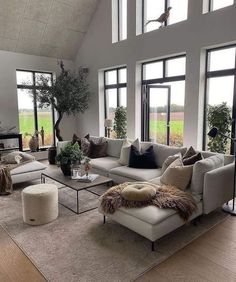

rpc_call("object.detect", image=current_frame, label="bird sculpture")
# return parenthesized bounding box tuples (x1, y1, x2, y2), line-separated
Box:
(146, 7, 172, 28)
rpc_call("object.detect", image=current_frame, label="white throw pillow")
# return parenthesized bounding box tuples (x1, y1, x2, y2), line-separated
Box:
(191, 154, 224, 195)
(160, 158, 193, 191)
(2, 152, 22, 164)
(119, 138, 141, 165)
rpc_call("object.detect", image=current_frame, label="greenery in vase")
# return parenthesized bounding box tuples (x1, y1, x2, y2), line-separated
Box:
(207, 102, 232, 153)
(56, 143, 84, 165)
(113, 106, 127, 139)
(35, 61, 91, 141)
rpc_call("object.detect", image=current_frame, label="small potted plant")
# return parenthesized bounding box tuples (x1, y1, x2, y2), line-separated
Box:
(24, 131, 39, 152)
(56, 143, 84, 176)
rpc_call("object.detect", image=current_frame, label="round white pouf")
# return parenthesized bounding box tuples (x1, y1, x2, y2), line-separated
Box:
(22, 184, 58, 226)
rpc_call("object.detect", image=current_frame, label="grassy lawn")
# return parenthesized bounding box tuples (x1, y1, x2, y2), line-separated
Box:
(150, 120, 184, 134)
(19, 111, 53, 134)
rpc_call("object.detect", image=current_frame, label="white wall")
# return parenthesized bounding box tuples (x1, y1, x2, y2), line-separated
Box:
(0, 50, 76, 141)
(75, 0, 236, 149)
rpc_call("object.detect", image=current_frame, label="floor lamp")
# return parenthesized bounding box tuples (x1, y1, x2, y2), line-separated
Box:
(208, 127, 236, 215)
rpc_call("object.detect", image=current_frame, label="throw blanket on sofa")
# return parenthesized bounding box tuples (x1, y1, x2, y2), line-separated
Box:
(0, 167, 12, 195)
(100, 182, 197, 221)
(0, 160, 32, 195)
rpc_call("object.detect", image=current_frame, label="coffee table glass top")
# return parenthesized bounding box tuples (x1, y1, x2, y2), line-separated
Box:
(41, 170, 113, 191)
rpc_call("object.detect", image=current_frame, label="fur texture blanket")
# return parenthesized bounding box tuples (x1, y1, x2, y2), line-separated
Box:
(100, 182, 198, 221)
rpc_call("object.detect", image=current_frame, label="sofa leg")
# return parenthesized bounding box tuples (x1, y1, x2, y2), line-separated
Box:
(151, 241, 155, 251)
(103, 215, 106, 224)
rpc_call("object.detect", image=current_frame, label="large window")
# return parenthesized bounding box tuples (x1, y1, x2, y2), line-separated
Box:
(142, 0, 188, 33)
(104, 67, 127, 120)
(203, 45, 236, 153)
(142, 55, 186, 146)
(16, 70, 54, 150)
(208, 0, 234, 12)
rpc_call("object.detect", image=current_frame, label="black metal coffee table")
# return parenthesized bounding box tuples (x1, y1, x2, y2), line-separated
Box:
(41, 170, 113, 214)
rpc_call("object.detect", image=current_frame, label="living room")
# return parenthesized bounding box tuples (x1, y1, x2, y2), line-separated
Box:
(0, 0, 236, 281)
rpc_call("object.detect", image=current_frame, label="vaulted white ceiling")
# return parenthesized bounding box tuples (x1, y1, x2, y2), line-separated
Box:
(0, 0, 99, 60)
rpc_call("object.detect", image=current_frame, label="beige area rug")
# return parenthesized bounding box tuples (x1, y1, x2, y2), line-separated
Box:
(0, 180, 229, 282)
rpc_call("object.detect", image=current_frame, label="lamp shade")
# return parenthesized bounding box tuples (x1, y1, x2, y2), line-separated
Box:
(104, 119, 113, 128)
(208, 127, 218, 138)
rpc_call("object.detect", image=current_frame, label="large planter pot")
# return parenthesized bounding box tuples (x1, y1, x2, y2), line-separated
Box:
(48, 147, 57, 165)
(60, 163, 71, 176)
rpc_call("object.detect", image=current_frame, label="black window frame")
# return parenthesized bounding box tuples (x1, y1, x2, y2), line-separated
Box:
(104, 66, 127, 119)
(141, 54, 186, 141)
(16, 69, 55, 151)
(203, 44, 236, 153)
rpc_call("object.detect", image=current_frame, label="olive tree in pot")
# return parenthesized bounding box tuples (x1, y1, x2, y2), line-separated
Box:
(36, 61, 91, 163)
(113, 106, 127, 139)
(207, 102, 232, 153)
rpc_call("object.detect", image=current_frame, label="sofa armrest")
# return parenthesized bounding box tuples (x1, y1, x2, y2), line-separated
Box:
(57, 141, 70, 155)
(203, 163, 234, 214)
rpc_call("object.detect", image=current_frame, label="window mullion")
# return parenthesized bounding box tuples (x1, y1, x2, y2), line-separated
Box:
(117, 70, 120, 107)
(32, 72, 38, 134)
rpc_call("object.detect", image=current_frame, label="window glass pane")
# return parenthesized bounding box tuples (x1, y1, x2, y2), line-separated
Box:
(105, 70, 117, 85)
(212, 0, 234, 11)
(143, 61, 163, 80)
(209, 48, 236, 71)
(106, 89, 117, 119)
(16, 71, 33, 85)
(36, 90, 54, 148)
(35, 73, 52, 86)
(17, 89, 35, 150)
(119, 87, 127, 107)
(147, 81, 185, 146)
(119, 68, 127, 83)
(144, 0, 165, 32)
(206, 76, 234, 153)
(166, 57, 186, 77)
(119, 0, 127, 40)
(168, 0, 188, 25)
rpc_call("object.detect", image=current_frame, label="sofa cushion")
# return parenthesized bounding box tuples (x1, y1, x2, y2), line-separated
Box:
(110, 166, 162, 181)
(119, 138, 140, 165)
(191, 154, 224, 195)
(161, 153, 181, 173)
(106, 138, 124, 158)
(153, 144, 187, 168)
(121, 183, 156, 201)
(2, 151, 35, 164)
(160, 158, 193, 191)
(128, 145, 157, 169)
(11, 161, 47, 176)
(183, 152, 203, 166)
(90, 157, 122, 172)
(89, 140, 108, 158)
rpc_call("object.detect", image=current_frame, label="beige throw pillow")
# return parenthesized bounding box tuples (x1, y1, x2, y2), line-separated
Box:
(161, 152, 182, 173)
(119, 138, 140, 165)
(160, 158, 193, 191)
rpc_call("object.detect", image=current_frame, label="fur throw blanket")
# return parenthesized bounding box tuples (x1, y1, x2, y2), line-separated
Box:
(100, 182, 198, 221)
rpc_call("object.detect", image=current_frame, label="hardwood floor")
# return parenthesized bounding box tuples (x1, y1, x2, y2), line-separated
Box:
(135, 216, 236, 282)
(0, 225, 47, 282)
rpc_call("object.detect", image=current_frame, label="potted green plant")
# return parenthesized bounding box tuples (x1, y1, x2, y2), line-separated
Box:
(113, 106, 127, 139)
(56, 143, 84, 176)
(207, 102, 232, 153)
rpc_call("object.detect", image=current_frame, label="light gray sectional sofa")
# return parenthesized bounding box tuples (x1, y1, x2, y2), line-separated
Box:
(57, 137, 235, 250)
(11, 161, 47, 185)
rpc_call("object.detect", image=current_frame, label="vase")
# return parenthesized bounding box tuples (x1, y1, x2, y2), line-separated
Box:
(60, 163, 71, 176)
(29, 136, 38, 152)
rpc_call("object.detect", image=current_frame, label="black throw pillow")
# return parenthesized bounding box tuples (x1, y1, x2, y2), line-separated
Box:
(182, 152, 203, 166)
(72, 134, 90, 146)
(128, 145, 157, 169)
